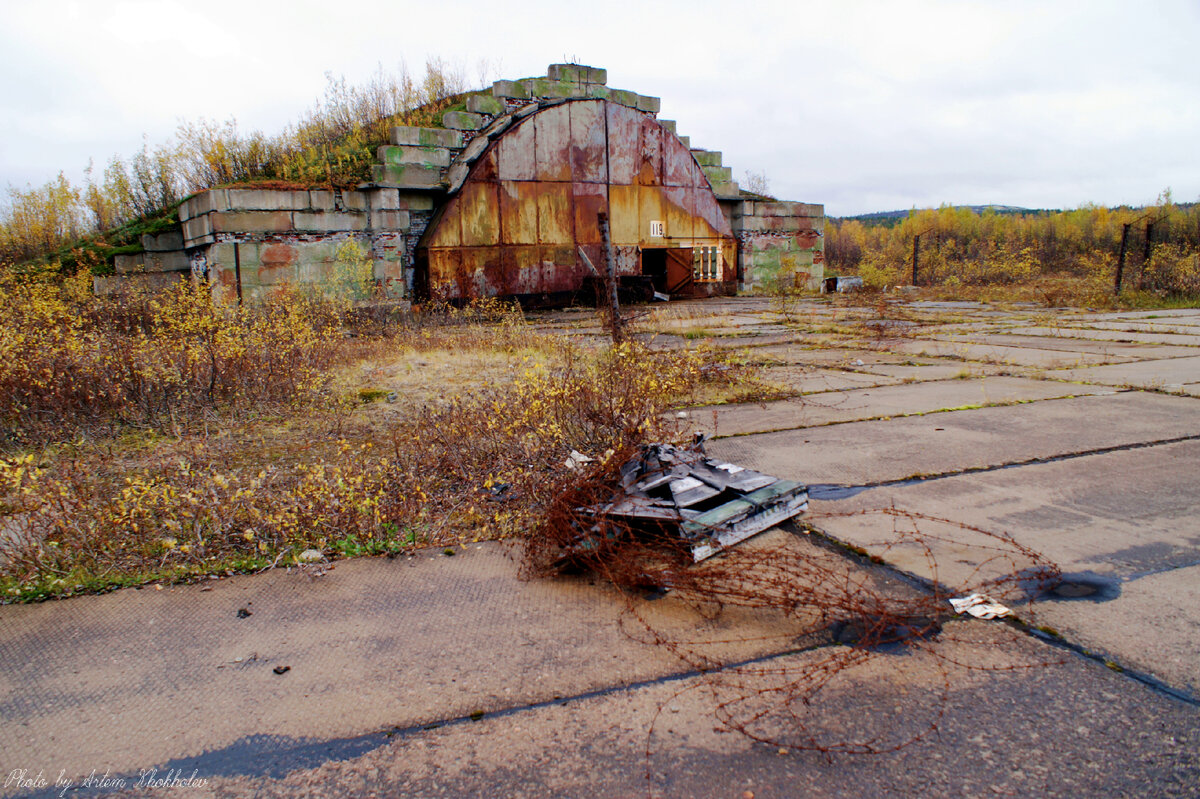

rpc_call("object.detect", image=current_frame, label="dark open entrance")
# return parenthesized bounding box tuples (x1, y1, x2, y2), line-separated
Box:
(640, 247, 694, 296)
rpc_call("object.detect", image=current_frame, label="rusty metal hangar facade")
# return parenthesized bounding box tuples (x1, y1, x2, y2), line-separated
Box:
(418, 98, 736, 301)
(105, 65, 824, 305)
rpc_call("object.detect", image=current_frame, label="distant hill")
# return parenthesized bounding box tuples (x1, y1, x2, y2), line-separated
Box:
(835, 201, 1197, 226)
(835, 205, 1046, 225)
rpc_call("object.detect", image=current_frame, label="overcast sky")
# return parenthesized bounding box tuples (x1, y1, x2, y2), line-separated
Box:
(1, 0, 1197, 217)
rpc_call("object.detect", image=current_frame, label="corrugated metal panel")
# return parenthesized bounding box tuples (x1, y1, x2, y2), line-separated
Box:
(418, 98, 736, 300)
(569, 100, 607, 184)
(605, 103, 638, 185)
(499, 181, 538, 245)
(459, 182, 499, 246)
(536, 182, 573, 245)
(572, 183, 608, 245)
(637, 118, 663, 186)
(497, 117, 536, 181)
(608, 184, 640, 243)
(534, 105, 571, 182)
(662, 186, 696, 241)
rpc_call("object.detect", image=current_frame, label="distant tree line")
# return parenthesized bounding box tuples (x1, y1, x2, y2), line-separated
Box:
(825, 192, 1200, 297)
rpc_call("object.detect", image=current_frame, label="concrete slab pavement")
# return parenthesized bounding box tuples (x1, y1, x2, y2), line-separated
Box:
(807, 439, 1200, 696)
(1046, 354, 1200, 390)
(691, 376, 1112, 436)
(887, 338, 1133, 367)
(707, 390, 1200, 488)
(0, 536, 832, 783)
(100, 625, 1200, 799)
(4, 296, 1200, 798)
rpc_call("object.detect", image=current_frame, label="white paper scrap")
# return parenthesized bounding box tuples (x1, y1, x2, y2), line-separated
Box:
(949, 593, 1012, 620)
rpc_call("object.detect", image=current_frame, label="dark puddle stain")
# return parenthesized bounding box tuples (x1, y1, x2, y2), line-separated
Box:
(1041, 571, 1121, 603)
(808, 483, 874, 501)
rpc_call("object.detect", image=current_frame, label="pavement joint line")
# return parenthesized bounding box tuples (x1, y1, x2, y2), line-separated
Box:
(20, 642, 841, 794)
(709, 391, 1132, 440)
(807, 431, 1200, 499)
(801, 525, 1200, 709)
(1122, 557, 1200, 582)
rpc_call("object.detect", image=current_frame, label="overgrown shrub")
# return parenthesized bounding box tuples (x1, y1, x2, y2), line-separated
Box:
(0, 291, 751, 601)
(0, 275, 344, 444)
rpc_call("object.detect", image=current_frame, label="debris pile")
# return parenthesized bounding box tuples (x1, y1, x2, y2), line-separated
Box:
(573, 439, 808, 562)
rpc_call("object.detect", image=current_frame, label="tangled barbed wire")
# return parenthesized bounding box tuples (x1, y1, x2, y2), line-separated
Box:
(518, 448, 1063, 774)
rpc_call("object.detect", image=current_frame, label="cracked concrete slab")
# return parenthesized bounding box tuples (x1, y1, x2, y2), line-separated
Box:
(755, 365, 906, 394)
(692, 376, 1112, 437)
(1015, 326, 1200, 348)
(0, 537, 825, 782)
(933, 332, 1200, 360)
(887, 338, 1135, 367)
(98, 625, 1199, 799)
(1045, 354, 1200, 390)
(808, 438, 1200, 696)
(707, 390, 1200, 487)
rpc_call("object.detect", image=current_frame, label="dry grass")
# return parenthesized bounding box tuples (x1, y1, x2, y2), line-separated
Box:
(0, 289, 757, 602)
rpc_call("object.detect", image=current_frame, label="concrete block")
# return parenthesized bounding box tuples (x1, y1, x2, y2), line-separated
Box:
(395, 192, 435, 211)
(94, 270, 188, 297)
(309, 190, 336, 211)
(446, 162, 470, 193)
(546, 64, 607, 85)
(180, 189, 229, 221)
(369, 210, 411, 230)
(114, 254, 144, 274)
(658, 119, 677, 134)
(292, 212, 367, 232)
(678, 135, 690, 148)
(182, 214, 213, 244)
(368, 188, 401, 210)
(547, 64, 583, 83)
(710, 181, 741, 198)
(390, 126, 464, 148)
(141, 230, 184, 252)
(635, 95, 661, 114)
(376, 145, 452, 168)
(460, 135, 490, 163)
(210, 210, 294, 234)
(703, 165, 733, 183)
(371, 163, 443, 187)
(142, 250, 190, 273)
(442, 111, 485, 131)
(492, 80, 529, 99)
(482, 115, 513, 138)
(225, 189, 310, 212)
(608, 89, 638, 108)
(692, 150, 723, 167)
(585, 84, 611, 100)
(522, 78, 586, 99)
(466, 94, 504, 115)
(756, 201, 825, 218)
(342, 191, 367, 211)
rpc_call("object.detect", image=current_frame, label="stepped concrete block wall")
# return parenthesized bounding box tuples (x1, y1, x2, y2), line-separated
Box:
(730, 201, 825, 291)
(170, 186, 437, 303)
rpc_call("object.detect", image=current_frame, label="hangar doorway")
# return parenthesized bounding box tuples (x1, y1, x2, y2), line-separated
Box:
(641, 247, 694, 296)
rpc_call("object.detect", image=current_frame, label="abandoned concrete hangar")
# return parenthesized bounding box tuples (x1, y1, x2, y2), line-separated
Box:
(104, 64, 824, 304)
